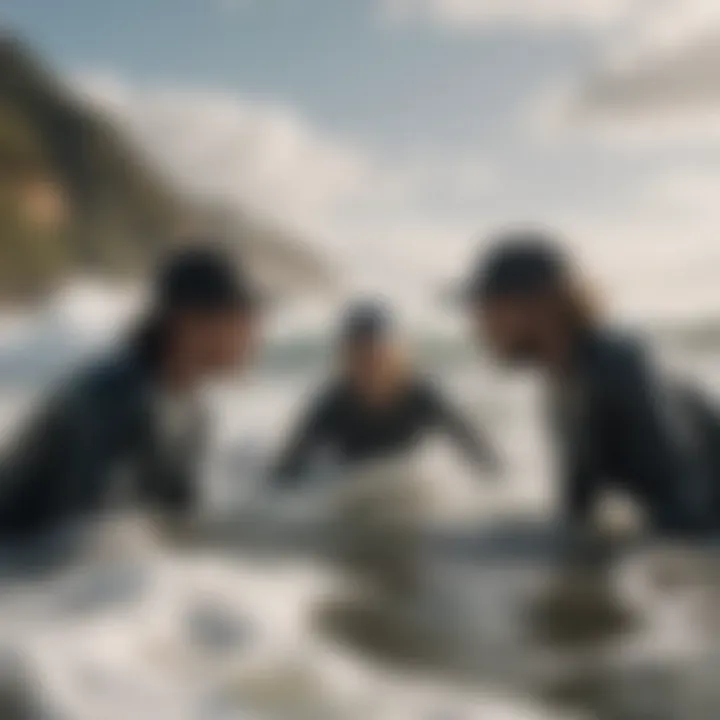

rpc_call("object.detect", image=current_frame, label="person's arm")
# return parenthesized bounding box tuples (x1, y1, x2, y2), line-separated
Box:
(608, 344, 712, 536)
(136, 403, 209, 521)
(544, 384, 604, 559)
(560, 453, 603, 552)
(423, 382, 502, 477)
(270, 390, 336, 488)
(0, 376, 119, 538)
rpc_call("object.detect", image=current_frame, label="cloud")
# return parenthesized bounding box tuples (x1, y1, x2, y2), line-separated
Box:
(76, 73, 720, 320)
(533, 208, 720, 322)
(640, 168, 720, 213)
(76, 74, 373, 233)
(380, 0, 647, 31)
(74, 73, 496, 297)
(574, 35, 720, 140)
(526, 74, 720, 147)
(528, 1, 720, 143)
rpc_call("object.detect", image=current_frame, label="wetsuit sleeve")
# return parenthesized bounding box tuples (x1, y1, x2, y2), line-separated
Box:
(560, 449, 600, 529)
(422, 383, 501, 474)
(136, 406, 209, 518)
(543, 389, 603, 554)
(0, 381, 118, 538)
(270, 390, 337, 488)
(608, 345, 711, 536)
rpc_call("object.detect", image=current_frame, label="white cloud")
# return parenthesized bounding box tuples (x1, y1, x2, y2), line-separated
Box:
(528, 1, 720, 143)
(577, 32, 720, 116)
(526, 73, 720, 147)
(641, 168, 720, 212)
(380, 0, 648, 31)
(74, 73, 496, 298)
(74, 74, 720, 321)
(76, 74, 373, 233)
(535, 211, 720, 322)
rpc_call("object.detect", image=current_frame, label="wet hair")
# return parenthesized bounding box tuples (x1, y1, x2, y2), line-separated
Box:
(562, 275, 602, 333)
(339, 300, 394, 347)
(131, 312, 172, 372)
(156, 242, 260, 313)
(468, 228, 601, 333)
(130, 242, 259, 372)
(463, 229, 570, 304)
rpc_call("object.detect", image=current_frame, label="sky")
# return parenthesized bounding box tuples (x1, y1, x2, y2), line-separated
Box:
(3, 0, 720, 322)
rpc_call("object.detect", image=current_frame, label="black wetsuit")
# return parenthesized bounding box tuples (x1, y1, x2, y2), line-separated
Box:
(0, 349, 206, 540)
(550, 328, 720, 537)
(272, 376, 496, 486)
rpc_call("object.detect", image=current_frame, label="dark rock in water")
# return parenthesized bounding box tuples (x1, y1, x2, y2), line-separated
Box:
(313, 596, 443, 673)
(543, 658, 720, 720)
(540, 667, 606, 711)
(525, 568, 638, 651)
(0, 649, 57, 720)
(328, 487, 428, 600)
(185, 601, 255, 656)
(332, 536, 425, 600)
(595, 665, 684, 720)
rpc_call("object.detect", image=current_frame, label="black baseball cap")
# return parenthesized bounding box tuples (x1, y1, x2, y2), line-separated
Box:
(339, 300, 394, 345)
(156, 243, 261, 313)
(457, 228, 571, 305)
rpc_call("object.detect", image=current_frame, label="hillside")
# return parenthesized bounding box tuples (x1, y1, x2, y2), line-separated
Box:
(0, 32, 333, 301)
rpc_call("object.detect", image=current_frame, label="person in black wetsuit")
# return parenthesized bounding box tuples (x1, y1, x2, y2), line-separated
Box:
(271, 301, 500, 487)
(456, 228, 720, 541)
(0, 243, 262, 541)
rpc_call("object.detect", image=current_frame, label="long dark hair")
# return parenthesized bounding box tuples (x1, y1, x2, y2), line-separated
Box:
(130, 311, 173, 374)
(562, 275, 602, 335)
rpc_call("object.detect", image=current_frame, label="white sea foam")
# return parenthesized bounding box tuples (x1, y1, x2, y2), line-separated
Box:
(0, 288, 718, 718)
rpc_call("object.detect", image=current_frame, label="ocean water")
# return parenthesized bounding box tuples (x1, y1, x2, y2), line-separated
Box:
(1, 291, 720, 719)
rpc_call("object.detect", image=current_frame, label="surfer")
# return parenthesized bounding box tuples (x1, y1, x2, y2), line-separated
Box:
(0, 242, 261, 540)
(271, 300, 500, 602)
(455, 227, 720, 542)
(271, 299, 500, 487)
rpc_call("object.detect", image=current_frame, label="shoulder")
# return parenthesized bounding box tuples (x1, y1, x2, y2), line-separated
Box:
(80, 348, 144, 390)
(581, 328, 656, 395)
(58, 347, 148, 415)
(306, 379, 348, 418)
(11, 350, 142, 446)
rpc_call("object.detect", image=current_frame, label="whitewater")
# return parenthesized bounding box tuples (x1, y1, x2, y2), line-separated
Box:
(0, 284, 719, 719)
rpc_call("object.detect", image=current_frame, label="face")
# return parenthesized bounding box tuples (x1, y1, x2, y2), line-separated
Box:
(343, 338, 401, 399)
(176, 308, 260, 381)
(474, 293, 557, 366)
